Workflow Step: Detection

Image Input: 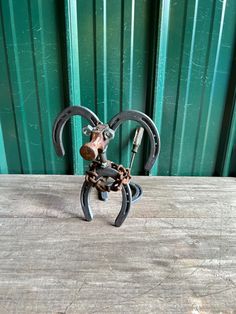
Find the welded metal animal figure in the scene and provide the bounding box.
[53,106,160,227]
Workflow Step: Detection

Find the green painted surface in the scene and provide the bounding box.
[154,0,236,176]
[222,101,236,176]
[0,0,69,174]
[65,0,83,174]
[0,0,236,176]
[216,81,236,177]
[0,121,8,174]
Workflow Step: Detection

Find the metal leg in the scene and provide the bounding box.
[80,181,93,221]
[98,191,109,201]
[114,183,132,227]
[80,181,132,227]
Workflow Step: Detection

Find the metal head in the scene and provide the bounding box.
[80,124,114,161]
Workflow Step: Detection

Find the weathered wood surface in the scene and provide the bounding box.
[0,175,235,314]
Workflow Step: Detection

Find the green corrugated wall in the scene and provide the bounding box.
[0,0,235,176]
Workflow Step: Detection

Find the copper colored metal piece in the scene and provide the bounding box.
[80,125,109,161]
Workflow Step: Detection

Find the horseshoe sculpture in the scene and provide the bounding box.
[53,105,160,227]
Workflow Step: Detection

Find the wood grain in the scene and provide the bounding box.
[0,175,235,313]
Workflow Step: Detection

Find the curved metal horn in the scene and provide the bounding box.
[108,110,160,172]
[52,106,101,156]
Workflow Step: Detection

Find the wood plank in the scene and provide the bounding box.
[0,175,235,313]
[0,175,235,219]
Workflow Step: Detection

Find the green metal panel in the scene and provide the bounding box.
[68,0,153,174]
[153,0,236,176]
[0,0,236,176]
[221,99,236,176]
[0,0,70,174]
[216,71,236,176]
[65,0,83,174]
[0,121,8,174]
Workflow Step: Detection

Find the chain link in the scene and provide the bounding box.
[85,161,131,192]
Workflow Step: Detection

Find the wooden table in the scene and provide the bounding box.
[0,175,235,313]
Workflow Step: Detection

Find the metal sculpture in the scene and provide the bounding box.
[53,106,160,227]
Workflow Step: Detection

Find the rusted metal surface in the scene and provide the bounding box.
[85,161,131,192]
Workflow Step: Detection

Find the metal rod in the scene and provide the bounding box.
[129,127,144,170]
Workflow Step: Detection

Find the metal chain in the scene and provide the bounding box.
[85,161,131,192]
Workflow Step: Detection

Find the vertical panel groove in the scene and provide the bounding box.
[199,0,227,173]
[176,0,199,174]
[27,0,46,173]
[37,0,56,173]
[119,0,125,164]
[128,0,135,110]
[215,33,236,176]
[103,0,107,122]
[191,0,217,174]
[8,0,32,173]
[152,0,170,175]
[222,99,236,175]
[65,0,83,174]
[169,0,188,175]
[0,4,23,173]
[120,0,136,168]
[0,121,8,174]
[92,0,98,116]
[31,0,59,173]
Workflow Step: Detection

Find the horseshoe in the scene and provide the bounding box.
[52,106,101,156]
[80,167,132,227]
[108,110,160,172]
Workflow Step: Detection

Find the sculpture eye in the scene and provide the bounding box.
[103,129,115,140]
[103,131,110,139]
[82,125,93,136]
